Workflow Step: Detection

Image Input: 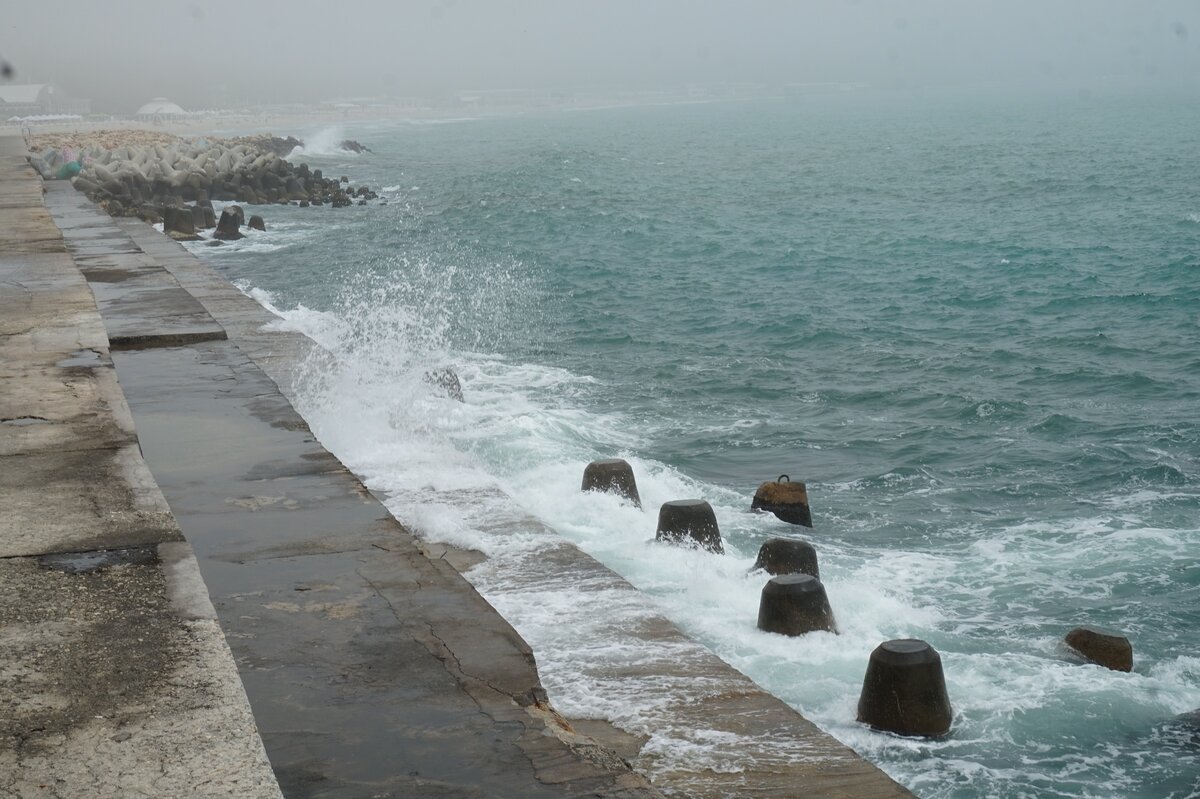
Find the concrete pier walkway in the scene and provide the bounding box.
[4,129,917,799]
[0,138,280,797]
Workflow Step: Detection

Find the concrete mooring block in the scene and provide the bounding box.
[857,639,953,738]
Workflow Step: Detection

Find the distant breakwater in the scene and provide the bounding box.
[28,134,378,221]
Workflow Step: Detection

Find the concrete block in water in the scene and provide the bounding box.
[757,574,836,636]
[423,368,463,402]
[857,639,953,738]
[752,537,819,578]
[213,207,244,241]
[656,499,723,553]
[1065,626,1132,672]
[581,458,641,507]
[751,474,812,527]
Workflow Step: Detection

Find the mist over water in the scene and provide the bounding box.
[192,92,1200,797]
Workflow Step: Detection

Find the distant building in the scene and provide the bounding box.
[134,97,187,122]
[0,84,91,116]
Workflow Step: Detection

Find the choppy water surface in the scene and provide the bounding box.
[192,91,1200,798]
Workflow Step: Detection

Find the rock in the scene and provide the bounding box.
[339,175,349,183]
[1170,709,1200,746]
[423,368,463,402]
[136,206,162,225]
[751,475,812,527]
[340,139,371,153]
[299,199,310,207]
[202,206,216,229]
[189,205,206,230]
[248,215,266,231]
[1065,627,1133,672]
[213,207,244,240]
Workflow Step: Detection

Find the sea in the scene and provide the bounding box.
[192,89,1200,798]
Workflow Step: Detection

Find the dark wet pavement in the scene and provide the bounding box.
[43,182,660,797]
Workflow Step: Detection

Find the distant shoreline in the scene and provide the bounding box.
[9,92,789,144]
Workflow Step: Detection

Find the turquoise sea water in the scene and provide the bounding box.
[197,91,1200,798]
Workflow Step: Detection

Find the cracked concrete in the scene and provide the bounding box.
[9,126,915,799]
[0,132,279,798]
[109,149,915,798]
[40,164,662,797]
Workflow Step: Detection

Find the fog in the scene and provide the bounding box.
[3,0,1198,112]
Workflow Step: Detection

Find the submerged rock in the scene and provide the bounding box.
[424,368,463,402]
[1065,626,1133,672]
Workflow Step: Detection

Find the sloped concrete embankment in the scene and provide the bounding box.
[101,195,917,797]
[20,155,917,798]
[36,179,662,798]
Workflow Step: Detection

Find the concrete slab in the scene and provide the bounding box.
[0,545,280,799]
[112,340,660,798]
[0,130,282,798]
[0,440,183,559]
[107,176,917,799]
[42,184,227,350]
[0,206,65,254]
[24,139,914,798]
[0,359,134,456]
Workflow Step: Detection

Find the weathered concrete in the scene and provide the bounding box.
[21,133,917,798]
[43,169,662,797]
[107,165,916,799]
[0,133,282,797]
[44,185,227,351]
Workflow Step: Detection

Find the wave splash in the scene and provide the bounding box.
[287,126,361,158]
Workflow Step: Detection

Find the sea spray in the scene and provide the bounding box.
[198,93,1200,798]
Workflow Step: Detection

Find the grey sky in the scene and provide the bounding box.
[3,1,1198,112]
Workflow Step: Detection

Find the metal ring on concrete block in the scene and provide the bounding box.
[756,574,836,636]
[655,499,723,553]
[581,458,641,507]
[752,538,819,578]
[750,474,813,527]
[857,639,953,738]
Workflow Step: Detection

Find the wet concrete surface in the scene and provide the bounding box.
[38,171,658,796]
[110,336,658,798]
[0,132,281,798]
[25,141,917,798]
[111,185,916,798]
[42,184,227,351]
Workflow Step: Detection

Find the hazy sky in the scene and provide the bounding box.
[3,0,1198,112]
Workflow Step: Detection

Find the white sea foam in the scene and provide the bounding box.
[287,126,360,158]
[231,257,1200,798]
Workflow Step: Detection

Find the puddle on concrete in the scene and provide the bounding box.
[38,545,159,575]
[1,416,49,426]
[56,349,105,368]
